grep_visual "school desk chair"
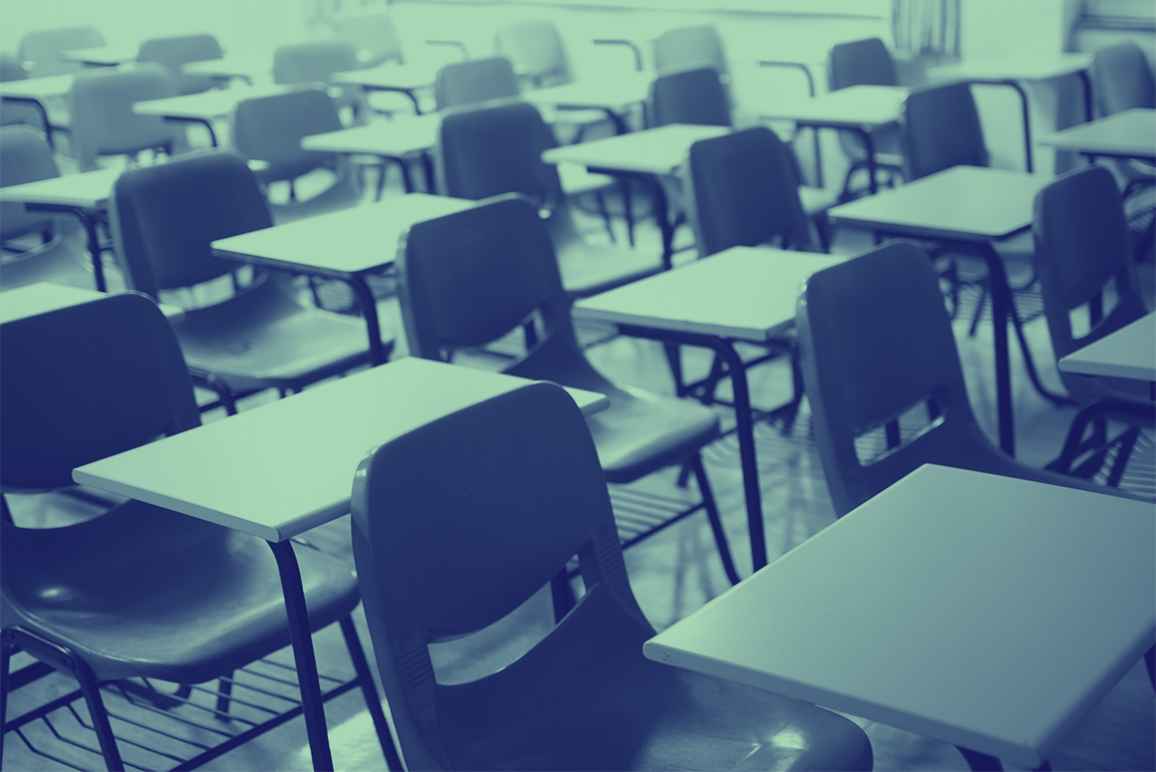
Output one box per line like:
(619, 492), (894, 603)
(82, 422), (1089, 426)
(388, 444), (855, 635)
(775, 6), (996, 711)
(1091, 42), (1156, 201)
(330, 12), (404, 68)
(17, 26), (105, 77)
(653, 25), (728, 79)
(350, 381), (875, 770)
(138, 34), (224, 96)
(495, 19), (574, 89)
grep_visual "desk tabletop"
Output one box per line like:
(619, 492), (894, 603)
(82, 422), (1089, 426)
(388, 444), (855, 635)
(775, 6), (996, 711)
(74, 358), (608, 541)
(930, 53), (1092, 83)
(0, 168), (120, 209)
(0, 74), (74, 100)
(212, 194), (472, 277)
(528, 75), (650, 112)
(757, 85), (908, 129)
(646, 463), (1155, 768)
(302, 115), (440, 158)
(1059, 312), (1156, 383)
(542, 123), (729, 176)
(183, 55), (268, 81)
(330, 63), (438, 91)
(573, 246), (843, 342)
(829, 165), (1048, 242)
(134, 84), (289, 120)
(61, 45), (138, 67)
(1039, 109), (1156, 161)
(0, 284), (182, 324)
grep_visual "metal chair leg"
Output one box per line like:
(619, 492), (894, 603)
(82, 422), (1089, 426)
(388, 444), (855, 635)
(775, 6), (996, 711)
(550, 569), (577, 622)
(214, 674), (234, 718)
(1105, 426), (1141, 488)
(339, 617), (403, 771)
(0, 631), (11, 766)
(690, 454), (741, 585)
(75, 663), (125, 771)
(594, 191), (616, 243)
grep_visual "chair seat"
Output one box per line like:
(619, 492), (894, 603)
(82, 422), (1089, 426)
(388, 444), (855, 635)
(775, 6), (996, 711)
(0, 229), (108, 290)
(438, 587), (874, 771)
(1, 500), (359, 683)
(268, 168), (363, 225)
(175, 279), (386, 389)
(555, 239), (663, 298)
(558, 164), (616, 197)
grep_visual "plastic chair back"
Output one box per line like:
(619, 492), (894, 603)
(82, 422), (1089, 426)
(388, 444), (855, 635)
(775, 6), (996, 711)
(399, 195), (567, 358)
(138, 34), (224, 95)
(18, 26), (105, 76)
(111, 151), (273, 298)
(0, 54), (26, 83)
(494, 20), (570, 86)
(653, 25), (727, 78)
(797, 243), (984, 514)
(434, 57), (519, 112)
(231, 88), (343, 182)
(0, 293), (200, 491)
(1091, 42), (1156, 114)
(68, 65), (179, 169)
(351, 382), (643, 769)
(686, 127), (810, 255)
(649, 67), (731, 128)
(273, 40), (358, 86)
(331, 13), (403, 67)
(1032, 167), (1149, 401)
(0, 126), (58, 241)
(902, 81), (988, 179)
(827, 37), (897, 90)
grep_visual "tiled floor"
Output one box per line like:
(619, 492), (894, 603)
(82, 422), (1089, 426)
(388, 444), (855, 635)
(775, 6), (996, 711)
(4, 164), (1154, 771)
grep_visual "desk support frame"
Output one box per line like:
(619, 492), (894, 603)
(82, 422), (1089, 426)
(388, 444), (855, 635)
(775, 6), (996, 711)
(758, 60), (824, 188)
(26, 202), (108, 291)
(0, 95), (56, 149)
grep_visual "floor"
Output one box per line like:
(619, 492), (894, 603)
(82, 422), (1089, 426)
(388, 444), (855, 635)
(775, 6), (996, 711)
(3, 157), (1154, 771)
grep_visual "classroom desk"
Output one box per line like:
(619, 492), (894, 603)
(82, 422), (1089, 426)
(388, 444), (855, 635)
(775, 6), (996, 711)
(60, 45), (138, 68)
(301, 115), (441, 193)
(212, 193), (471, 363)
(573, 245), (844, 571)
(1039, 108), (1156, 165)
(1059, 312), (1156, 390)
(527, 75), (650, 134)
(0, 74), (73, 148)
(183, 55), (268, 85)
(543, 124), (731, 264)
(134, 85), (289, 147)
(828, 165), (1052, 456)
(646, 463), (1156, 771)
(930, 54), (1094, 173)
(73, 356), (607, 771)
(0, 169), (120, 291)
(756, 84), (908, 194)
(0, 283), (183, 323)
(330, 63), (440, 114)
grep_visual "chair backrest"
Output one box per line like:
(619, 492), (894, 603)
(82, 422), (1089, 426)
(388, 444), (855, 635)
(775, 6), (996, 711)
(494, 19), (570, 86)
(648, 66), (731, 128)
(827, 37), (897, 90)
(137, 34), (223, 95)
(437, 101), (563, 208)
(111, 151), (273, 297)
(0, 293), (200, 491)
(18, 26), (105, 76)
(797, 243), (983, 515)
(331, 13), (403, 67)
(273, 40), (359, 85)
(1032, 166), (1148, 401)
(653, 25), (727, 78)
(399, 195), (570, 360)
(0, 54), (26, 83)
(68, 65), (179, 169)
(901, 81), (989, 179)
(0, 126), (59, 241)
(434, 57), (520, 112)
(231, 88), (342, 181)
(352, 382), (646, 769)
(1091, 42), (1156, 114)
(686, 127), (811, 255)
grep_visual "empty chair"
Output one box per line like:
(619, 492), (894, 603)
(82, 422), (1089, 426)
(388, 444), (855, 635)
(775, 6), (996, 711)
(649, 67), (731, 128)
(0, 53), (25, 84)
(17, 26), (105, 76)
(653, 25), (728, 79)
(827, 37), (905, 198)
(351, 381), (875, 770)
(137, 33), (224, 95)
(0, 56), (40, 131)
(330, 12), (403, 67)
(796, 242), (1142, 516)
(0, 292), (396, 771)
(1033, 166), (1154, 484)
(494, 19), (572, 87)
(901, 80), (989, 180)
(68, 65), (185, 170)
(437, 102), (661, 297)
(110, 151), (389, 412)
(231, 88), (361, 221)
(0, 126), (95, 289)
(434, 56), (519, 111)
(273, 40), (359, 86)
(1092, 42), (1155, 116)
(400, 196), (740, 586)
